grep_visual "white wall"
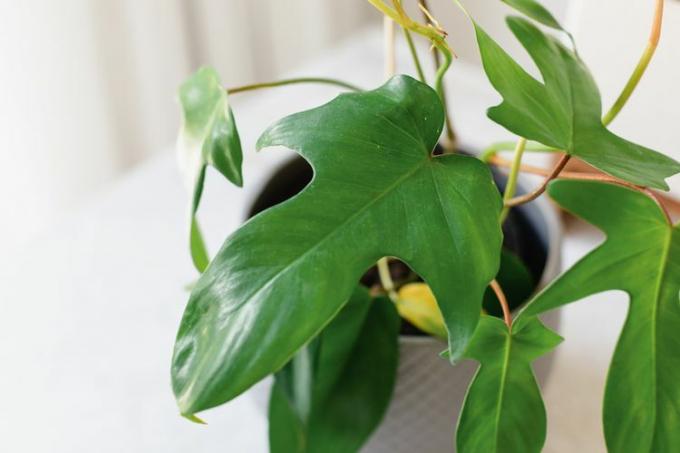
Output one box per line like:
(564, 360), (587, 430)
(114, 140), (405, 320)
(567, 0), (680, 194)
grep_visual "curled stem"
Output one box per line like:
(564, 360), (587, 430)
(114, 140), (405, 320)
(488, 156), (674, 225)
(490, 279), (512, 329)
(368, 0), (453, 101)
(419, 0), (456, 150)
(504, 155), (571, 207)
(227, 77), (361, 95)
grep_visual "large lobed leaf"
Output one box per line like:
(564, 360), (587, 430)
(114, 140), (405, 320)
(177, 67), (244, 271)
(519, 179), (680, 452)
(473, 16), (680, 190)
(171, 75), (503, 416)
(457, 316), (562, 453)
(269, 288), (399, 453)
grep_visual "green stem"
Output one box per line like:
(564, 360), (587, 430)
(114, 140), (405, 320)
(481, 141), (557, 162)
(370, 0), (452, 99)
(500, 138), (527, 223)
(433, 46), (453, 105)
(602, 0), (663, 126)
(227, 77), (361, 95)
(377, 258), (398, 302)
(602, 42), (656, 126)
(403, 28), (427, 83)
(419, 0), (455, 150)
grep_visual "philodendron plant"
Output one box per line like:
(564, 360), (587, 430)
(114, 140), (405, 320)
(171, 0), (680, 451)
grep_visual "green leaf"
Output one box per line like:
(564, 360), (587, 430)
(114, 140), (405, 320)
(483, 249), (534, 317)
(269, 288), (400, 453)
(178, 67), (244, 271)
(473, 16), (680, 190)
(457, 316), (562, 453)
(501, 0), (564, 31)
(171, 75), (503, 415)
(518, 179), (680, 452)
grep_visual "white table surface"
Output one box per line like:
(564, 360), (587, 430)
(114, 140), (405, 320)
(1, 29), (630, 452)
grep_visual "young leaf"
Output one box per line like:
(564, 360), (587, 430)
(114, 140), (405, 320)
(269, 288), (400, 453)
(518, 179), (680, 452)
(456, 316), (562, 453)
(473, 16), (680, 190)
(177, 67), (244, 271)
(171, 75), (502, 416)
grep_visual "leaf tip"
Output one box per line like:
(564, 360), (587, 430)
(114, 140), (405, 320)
(182, 413), (207, 425)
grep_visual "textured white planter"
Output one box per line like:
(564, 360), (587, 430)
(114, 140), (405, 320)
(363, 323), (561, 453)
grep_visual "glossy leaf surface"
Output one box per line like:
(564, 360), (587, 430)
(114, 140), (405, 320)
(519, 179), (680, 452)
(474, 17), (680, 189)
(177, 67), (244, 271)
(457, 316), (562, 453)
(269, 288), (399, 453)
(171, 75), (502, 416)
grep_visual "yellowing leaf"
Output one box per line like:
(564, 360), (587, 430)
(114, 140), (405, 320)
(397, 283), (448, 339)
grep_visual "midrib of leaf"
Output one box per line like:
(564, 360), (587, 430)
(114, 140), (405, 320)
(375, 112), (428, 153)
(187, 96), (221, 196)
(647, 227), (673, 449)
(564, 51), (576, 155)
(224, 158), (429, 316)
(203, 100), (241, 181)
(180, 157), (432, 405)
(429, 161), (488, 267)
(493, 331), (513, 451)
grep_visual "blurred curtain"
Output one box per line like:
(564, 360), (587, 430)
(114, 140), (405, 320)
(2, 0), (593, 254)
(0, 0), (374, 252)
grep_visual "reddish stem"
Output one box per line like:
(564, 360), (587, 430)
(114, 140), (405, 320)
(490, 279), (512, 329)
(505, 154), (571, 207)
(488, 155), (675, 225)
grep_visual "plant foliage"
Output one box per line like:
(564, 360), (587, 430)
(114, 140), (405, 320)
(457, 316), (562, 453)
(171, 75), (502, 416)
(269, 287), (399, 453)
(169, 1), (680, 451)
(473, 16), (680, 190)
(519, 180), (680, 452)
(177, 67), (244, 271)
